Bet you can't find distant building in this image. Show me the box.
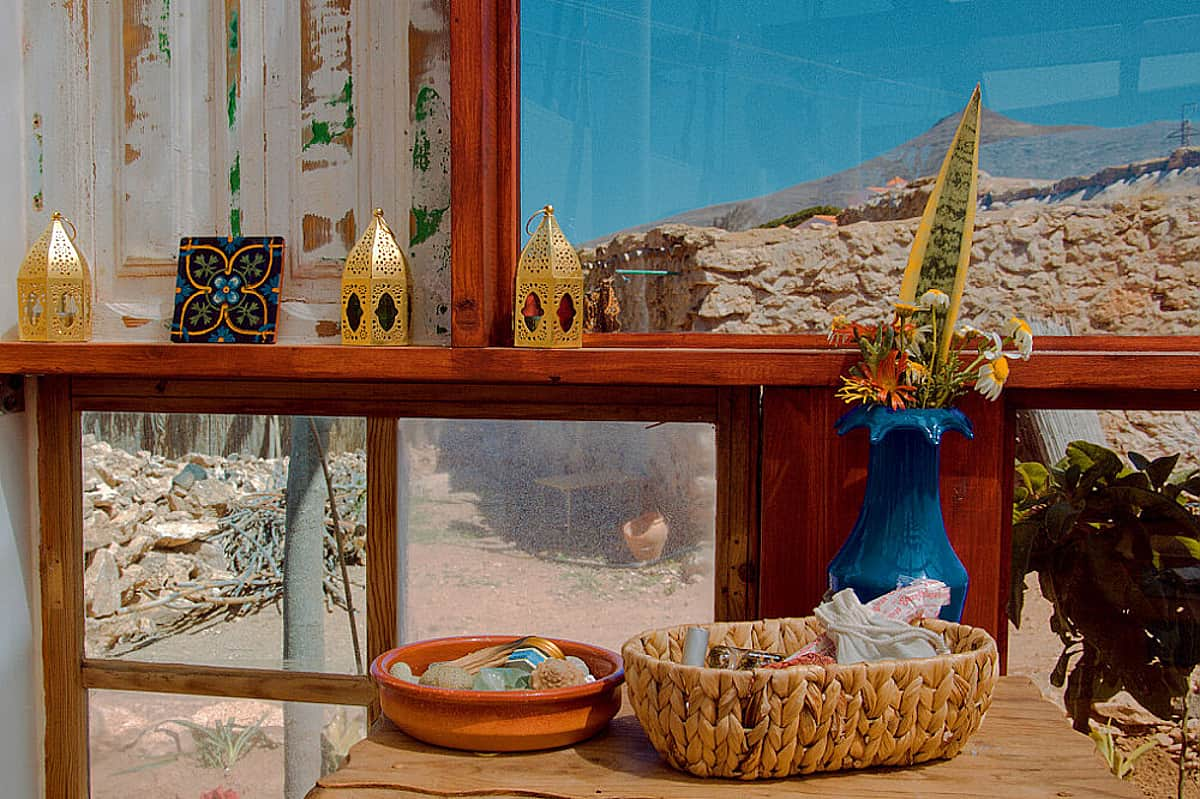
[867,176,909,195]
[798,214,838,230]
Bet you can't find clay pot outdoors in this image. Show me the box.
[621,510,668,562]
[370,636,624,752]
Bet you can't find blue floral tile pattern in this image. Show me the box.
[170,236,285,344]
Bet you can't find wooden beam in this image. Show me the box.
[450,0,518,347]
[584,333,1200,352]
[69,379,719,422]
[714,387,761,621]
[1007,388,1200,411]
[82,659,376,705]
[37,376,88,799]
[4,342,1200,390]
[366,417,399,722]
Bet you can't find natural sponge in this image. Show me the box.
[530,657,586,690]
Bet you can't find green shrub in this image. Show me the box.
[758,205,841,229]
[1011,441,1200,730]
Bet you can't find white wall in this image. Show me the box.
[0,1,40,797]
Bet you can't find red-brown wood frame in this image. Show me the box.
[30,377,744,798]
[450,0,519,347]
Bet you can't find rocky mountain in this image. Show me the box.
[597,109,1179,240]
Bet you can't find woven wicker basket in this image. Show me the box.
[621,616,997,779]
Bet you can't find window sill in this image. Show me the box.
[0,340,1196,390]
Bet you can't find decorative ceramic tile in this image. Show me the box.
[170,236,284,343]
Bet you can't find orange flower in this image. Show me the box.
[836,350,917,410]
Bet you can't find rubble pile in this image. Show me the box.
[82,435,366,655]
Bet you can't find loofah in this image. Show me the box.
[419,662,475,690]
[531,658,586,690]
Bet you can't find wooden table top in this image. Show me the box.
[308,676,1138,799]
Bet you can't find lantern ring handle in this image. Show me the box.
[51,212,78,241]
[523,205,554,236]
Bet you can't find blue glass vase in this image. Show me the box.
[828,405,973,622]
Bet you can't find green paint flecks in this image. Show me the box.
[413,129,431,172]
[157,0,171,62]
[30,113,43,212]
[305,77,355,151]
[328,76,352,109]
[229,154,241,237]
[415,86,439,122]
[225,9,240,239]
[227,84,238,129]
[410,205,448,247]
[229,153,241,194]
[304,121,334,150]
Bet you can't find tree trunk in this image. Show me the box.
[283,416,331,798]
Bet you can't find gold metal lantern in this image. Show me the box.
[341,208,411,345]
[17,211,92,342]
[514,205,583,348]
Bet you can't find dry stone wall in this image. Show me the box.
[584,191,1200,463]
[588,194,1200,337]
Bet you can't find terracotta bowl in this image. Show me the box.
[370,635,625,752]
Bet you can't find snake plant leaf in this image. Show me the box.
[899,84,982,359]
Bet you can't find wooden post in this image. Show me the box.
[715,387,761,622]
[37,376,88,799]
[366,417,399,722]
[450,0,519,346]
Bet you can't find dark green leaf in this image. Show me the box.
[1128,451,1151,472]
[1063,464,1082,492]
[1113,471,1151,491]
[1150,535,1200,564]
[1067,440,1122,475]
[1050,645,1076,688]
[1147,454,1180,489]
[1008,521,1041,625]
[1045,501,1082,543]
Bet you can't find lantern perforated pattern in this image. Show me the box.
[341,209,411,346]
[18,212,92,342]
[515,206,583,349]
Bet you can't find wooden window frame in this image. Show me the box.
[35,375,751,798]
[459,3,1200,355]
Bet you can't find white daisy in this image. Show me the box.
[1003,316,1034,359]
[921,288,950,311]
[976,356,1010,400]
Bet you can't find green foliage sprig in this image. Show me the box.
[153,715,276,771]
[1011,441,1200,731]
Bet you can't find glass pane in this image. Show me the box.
[400,419,716,652]
[1008,408,1200,796]
[522,4,1200,335]
[89,690,365,799]
[82,413,366,674]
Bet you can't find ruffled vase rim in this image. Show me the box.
[835,405,974,445]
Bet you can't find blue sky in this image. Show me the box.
[520,1,1200,241]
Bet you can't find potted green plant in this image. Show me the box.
[1011,441,1200,730]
